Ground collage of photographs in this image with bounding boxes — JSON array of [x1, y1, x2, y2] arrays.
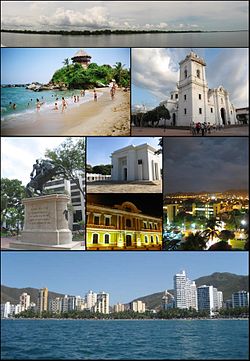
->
[[0, 1, 249, 360]]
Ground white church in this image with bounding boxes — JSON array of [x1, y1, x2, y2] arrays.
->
[[160, 51, 237, 126], [111, 143, 161, 182]]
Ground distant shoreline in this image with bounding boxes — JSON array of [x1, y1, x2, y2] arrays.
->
[[1, 29, 248, 36], [3, 317, 249, 321]]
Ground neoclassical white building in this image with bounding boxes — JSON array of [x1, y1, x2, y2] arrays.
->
[[111, 143, 161, 182], [160, 51, 237, 126]]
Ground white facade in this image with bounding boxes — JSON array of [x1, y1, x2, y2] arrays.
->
[[161, 52, 237, 126], [217, 291, 223, 310], [94, 292, 109, 314], [20, 292, 30, 312], [111, 144, 161, 182], [162, 290, 175, 309], [87, 173, 111, 182], [86, 290, 97, 311], [114, 303, 125, 312], [197, 285, 216, 316], [130, 300, 146, 313], [174, 271, 197, 310], [1, 302, 16, 318]]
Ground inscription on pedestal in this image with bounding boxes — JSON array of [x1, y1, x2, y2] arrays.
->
[[27, 206, 52, 226]]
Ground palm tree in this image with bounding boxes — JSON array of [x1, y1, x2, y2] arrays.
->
[[179, 231, 208, 250], [202, 218, 222, 242], [113, 62, 125, 85], [63, 58, 69, 67]]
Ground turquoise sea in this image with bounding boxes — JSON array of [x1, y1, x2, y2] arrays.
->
[[1, 319, 249, 360], [1, 87, 93, 122]]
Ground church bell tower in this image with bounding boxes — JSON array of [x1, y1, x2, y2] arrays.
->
[[177, 51, 209, 125]]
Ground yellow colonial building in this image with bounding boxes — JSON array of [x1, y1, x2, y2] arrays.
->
[[86, 201, 162, 250]]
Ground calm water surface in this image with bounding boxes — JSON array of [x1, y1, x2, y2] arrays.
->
[[1, 319, 249, 360], [1, 31, 248, 47]]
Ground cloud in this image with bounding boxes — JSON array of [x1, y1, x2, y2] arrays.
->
[[133, 48, 248, 108]]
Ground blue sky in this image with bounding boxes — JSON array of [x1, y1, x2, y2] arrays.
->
[[132, 48, 248, 109], [1, 48, 130, 84], [1, 252, 248, 305], [87, 137, 161, 166], [2, 1, 248, 32]]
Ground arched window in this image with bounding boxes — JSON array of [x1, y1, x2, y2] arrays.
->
[[184, 69, 187, 78], [126, 235, 132, 247], [156, 236, 159, 244], [197, 69, 200, 78], [145, 236, 148, 243], [151, 236, 154, 243], [93, 233, 99, 244], [104, 234, 110, 244]]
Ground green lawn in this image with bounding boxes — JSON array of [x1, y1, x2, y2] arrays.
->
[[230, 239, 246, 250]]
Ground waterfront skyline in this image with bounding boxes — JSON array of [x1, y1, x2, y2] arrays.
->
[[2, 1, 248, 32], [132, 48, 249, 110], [163, 137, 249, 194], [1, 252, 248, 304]]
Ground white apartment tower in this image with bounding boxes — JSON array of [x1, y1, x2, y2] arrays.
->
[[20, 292, 31, 312], [197, 285, 215, 316], [130, 300, 146, 313], [86, 290, 97, 311], [95, 292, 109, 314], [174, 270, 197, 310]]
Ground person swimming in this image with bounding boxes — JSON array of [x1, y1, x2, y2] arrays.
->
[[54, 102, 59, 110], [36, 98, 41, 111], [12, 103, 17, 110]]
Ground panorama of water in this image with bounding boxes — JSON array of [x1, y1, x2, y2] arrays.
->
[[1, 319, 249, 360], [1, 31, 248, 48]]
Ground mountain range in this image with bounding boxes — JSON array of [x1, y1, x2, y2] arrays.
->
[[1, 273, 248, 309]]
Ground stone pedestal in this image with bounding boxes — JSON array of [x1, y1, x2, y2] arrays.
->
[[9, 194, 83, 250]]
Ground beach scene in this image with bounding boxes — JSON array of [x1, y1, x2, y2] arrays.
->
[[1, 48, 130, 136], [1, 1, 248, 47]]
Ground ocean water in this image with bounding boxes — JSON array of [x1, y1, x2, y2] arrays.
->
[[1, 319, 249, 360], [1, 31, 248, 47], [1, 87, 94, 122]]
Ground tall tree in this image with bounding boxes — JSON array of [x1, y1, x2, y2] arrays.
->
[[1, 178, 25, 232], [202, 218, 222, 241], [45, 138, 85, 197]]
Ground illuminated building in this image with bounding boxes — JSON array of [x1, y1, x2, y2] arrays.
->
[[192, 202, 221, 219], [86, 201, 162, 250]]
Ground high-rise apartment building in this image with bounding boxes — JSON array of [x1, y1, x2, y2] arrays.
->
[[94, 292, 109, 314], [232, 291, 249, 308], [20, 292, 31, 312], [174, 270, 197, 310], [37, 288, 49, 313], [197, 285, 216, 315]]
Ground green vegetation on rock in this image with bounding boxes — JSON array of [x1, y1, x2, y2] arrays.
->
[[51, 61, 130, 89]]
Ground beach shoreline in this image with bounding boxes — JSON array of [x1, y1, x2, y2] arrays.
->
[[1, 88, 130, 136]]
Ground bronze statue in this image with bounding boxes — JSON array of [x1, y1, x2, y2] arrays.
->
[[26, 159, 65, 197]]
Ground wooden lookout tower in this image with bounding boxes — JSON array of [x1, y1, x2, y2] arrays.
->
[[71, 49, 92, 69]]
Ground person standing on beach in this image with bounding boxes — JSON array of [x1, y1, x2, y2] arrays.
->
[[36, 98, 41, 112], [62, 97, 68, 112], [94, 89, 97, 101]]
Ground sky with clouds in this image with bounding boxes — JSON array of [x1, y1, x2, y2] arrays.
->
[[1, 1, 248, 32], [132, 48, 249, 110], [163, 137, 249, 194], [1, 137, 83, 186]]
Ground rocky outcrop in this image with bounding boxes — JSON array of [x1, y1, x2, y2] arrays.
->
[[26, 82, 68, 92]]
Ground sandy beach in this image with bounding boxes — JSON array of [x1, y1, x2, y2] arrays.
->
[[1, 88, 131, 136]]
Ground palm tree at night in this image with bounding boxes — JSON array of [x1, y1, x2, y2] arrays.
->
[[202, 218, 222, 242], [179, 231, 208, 250], [208, 229, 234, 251]]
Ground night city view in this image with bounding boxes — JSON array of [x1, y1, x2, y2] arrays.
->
[[163, 137, 249, 251]]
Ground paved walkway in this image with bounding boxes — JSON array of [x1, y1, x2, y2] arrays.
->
[[132, 126, 249, 136]]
